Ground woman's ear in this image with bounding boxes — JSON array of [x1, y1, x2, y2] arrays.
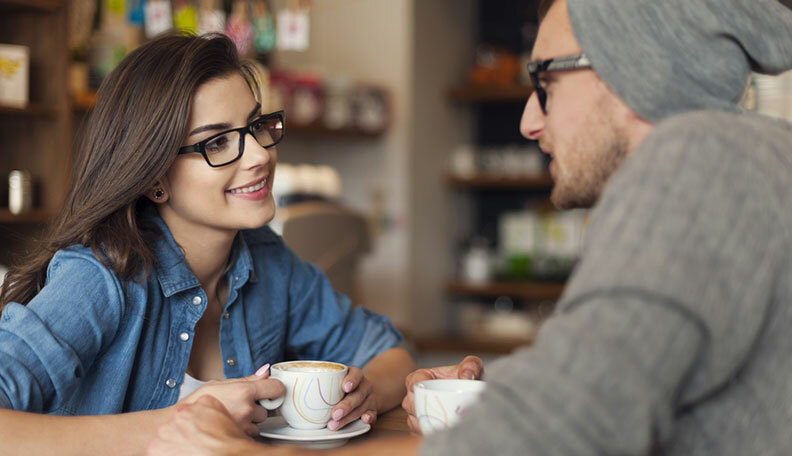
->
[[144, 181, 170, 204]]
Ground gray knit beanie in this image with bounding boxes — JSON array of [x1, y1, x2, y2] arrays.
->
[[566, 0, 792, 123]]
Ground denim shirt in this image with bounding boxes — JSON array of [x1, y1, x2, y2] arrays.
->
[[0, 213, 402, 415]]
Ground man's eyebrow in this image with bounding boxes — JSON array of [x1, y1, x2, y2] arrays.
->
[[187, 103, 262, 137]]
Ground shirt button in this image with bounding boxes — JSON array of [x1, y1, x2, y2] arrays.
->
[[165, 378, 177, 388], [192, 296, 202, 306], [223, 312, 230, 319], [179, 332, 190, 341], [226, 357, 236, 366]]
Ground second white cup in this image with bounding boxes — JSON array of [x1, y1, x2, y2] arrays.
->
[[413, 379, 486, 435], [259, 360, 348, 430]]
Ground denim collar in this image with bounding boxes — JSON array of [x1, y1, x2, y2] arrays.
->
[[145, 207, 257, 297]]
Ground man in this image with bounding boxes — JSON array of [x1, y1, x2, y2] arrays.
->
[[147, 0, 792, 454]]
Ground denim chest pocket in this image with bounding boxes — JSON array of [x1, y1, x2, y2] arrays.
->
[[246, 303, 287, 364]]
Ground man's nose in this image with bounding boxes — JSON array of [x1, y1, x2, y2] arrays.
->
[[520, 92, 544, 140]]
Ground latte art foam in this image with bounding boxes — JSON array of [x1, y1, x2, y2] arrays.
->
[[274, 361, 345, 373]]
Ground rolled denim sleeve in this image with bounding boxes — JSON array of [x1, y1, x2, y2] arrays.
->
[[0, 248, 124, 412], [285, 252, 402, 368]]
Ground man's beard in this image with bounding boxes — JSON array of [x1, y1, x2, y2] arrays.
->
[[551, 105, 630, 210]]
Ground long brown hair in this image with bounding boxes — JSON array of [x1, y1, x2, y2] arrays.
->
[[0, 32, 259, 308]]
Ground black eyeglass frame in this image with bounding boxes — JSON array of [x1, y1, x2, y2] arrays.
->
[[526, 54, 592, 114], [177, 110, 285, 168]]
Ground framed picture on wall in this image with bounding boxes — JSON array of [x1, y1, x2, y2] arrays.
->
[[0, 44, 29, 108]]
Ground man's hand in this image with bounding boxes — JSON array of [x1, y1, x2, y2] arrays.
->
[[180, 366, 285, 436], [147, 395, 256, 456], [327, 367, 378, 431], [401, 356, 484, 434]]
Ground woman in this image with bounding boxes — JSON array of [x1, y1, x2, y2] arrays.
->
[[0, 32, 414, 454]]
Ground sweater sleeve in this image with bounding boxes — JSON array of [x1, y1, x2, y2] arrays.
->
[[421, 112, 784, 455]]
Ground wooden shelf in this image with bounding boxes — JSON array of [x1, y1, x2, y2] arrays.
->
[[72, 91, 97, 112], [0, 0, 61, 12], [0, 103, 58, 118], [445, 279, 565, 301], [73, 91, 385, 138], [447, 173, 553, 190], [0, 209, 53, 223], [411, 333, 531, 355], [447, 85, 534, 103], [288, 123, 386, 139]]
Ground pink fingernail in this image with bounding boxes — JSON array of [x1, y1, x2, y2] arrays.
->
[[327, 420, 339, 430], [333, 409, 344, 420], [344, 382, 353, 392], [255, 364, 270, 376]]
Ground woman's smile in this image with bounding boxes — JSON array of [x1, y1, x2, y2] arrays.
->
[[226, 175, 271, 200]]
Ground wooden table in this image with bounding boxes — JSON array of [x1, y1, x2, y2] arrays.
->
[[363, 407, 410, 440]]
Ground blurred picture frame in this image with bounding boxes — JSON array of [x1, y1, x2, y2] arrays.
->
[[0, 44, 29, 108]]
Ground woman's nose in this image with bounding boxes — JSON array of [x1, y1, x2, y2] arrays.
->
[[240, 131, 273, 169], [520, 92, 544, 140]]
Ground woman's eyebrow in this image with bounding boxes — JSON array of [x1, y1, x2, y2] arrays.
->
[[187, 103, 262, 137], [247, 103, 261, 119]]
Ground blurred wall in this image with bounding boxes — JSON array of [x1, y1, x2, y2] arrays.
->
[[273, 0, 415, 326], [273, 0, 476, 335], [409, 0, 475, 335]]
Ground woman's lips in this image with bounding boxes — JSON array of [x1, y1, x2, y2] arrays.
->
[[226, 176, 270, 200]]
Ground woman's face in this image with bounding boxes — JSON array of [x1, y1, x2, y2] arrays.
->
[[159, 73, 277, 236]]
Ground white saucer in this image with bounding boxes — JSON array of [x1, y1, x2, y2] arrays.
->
[[258, 417, 371, 449]]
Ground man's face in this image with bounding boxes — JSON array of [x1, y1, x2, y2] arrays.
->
[[521, 0, 631, 209]]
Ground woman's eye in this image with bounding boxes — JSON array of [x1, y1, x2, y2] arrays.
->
[[252, 119, 267, 133], [206, 135, 230, 153]]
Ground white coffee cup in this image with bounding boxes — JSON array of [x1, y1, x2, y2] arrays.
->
[[413, 379, 486, 435], [259, 360, 348, 430]]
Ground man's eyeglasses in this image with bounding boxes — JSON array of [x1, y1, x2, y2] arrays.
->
[[178, 110, 285, 167], [526, 54, 592, 114]]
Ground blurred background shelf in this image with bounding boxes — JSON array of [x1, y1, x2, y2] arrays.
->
[[0, 103, 58, 117], [0, 0, 61, 12], [72, 91, 385, 139], [0, 209, 53, 223], [447, 173, 553, 190], [445, 279, 565, 301], [410, 333, 531, 355], [447, 85, 534, 103]]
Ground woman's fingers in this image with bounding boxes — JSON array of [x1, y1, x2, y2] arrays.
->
[[330, 377, 372, 421], [342, 366, 364, 393], [361, 409, 378, 426], [327, 400, 375, 431]]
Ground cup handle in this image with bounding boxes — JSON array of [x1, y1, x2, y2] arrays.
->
[[258, 377, 285, 410]]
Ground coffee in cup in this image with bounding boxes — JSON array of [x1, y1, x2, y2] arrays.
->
[[259, 360, 348, 429], [413, 379, 486, 435]]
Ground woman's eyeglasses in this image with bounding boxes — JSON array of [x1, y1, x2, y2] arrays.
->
[[178, 110, 285, 167], [526, 54, 592, 114]]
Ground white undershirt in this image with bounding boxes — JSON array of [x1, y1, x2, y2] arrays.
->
[[177, 373, 208, 401]]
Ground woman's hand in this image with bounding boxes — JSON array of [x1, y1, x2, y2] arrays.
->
[[179, 366, 284, 436], [326, 367, 378, 431], [401, 355, 484, 434], [147, 395, 257, 456]]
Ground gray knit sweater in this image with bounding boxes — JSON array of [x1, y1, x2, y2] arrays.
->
[[420, 111, 792, 455]]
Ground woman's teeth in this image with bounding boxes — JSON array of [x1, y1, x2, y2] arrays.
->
[[229, 179, 267, 194]]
